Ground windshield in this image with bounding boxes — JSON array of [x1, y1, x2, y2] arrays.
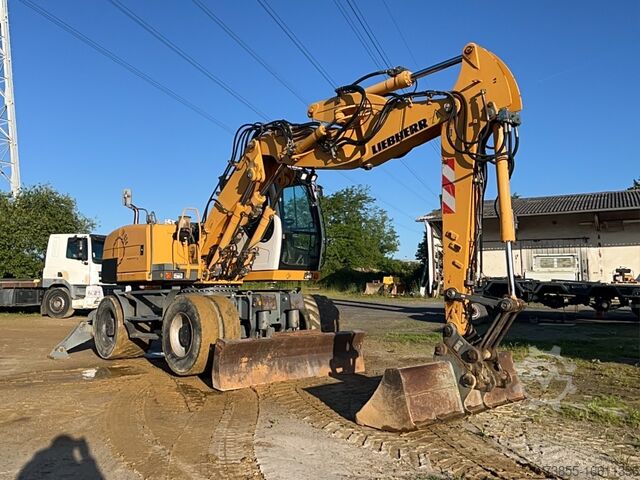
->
[[91, 235, 105, 264]]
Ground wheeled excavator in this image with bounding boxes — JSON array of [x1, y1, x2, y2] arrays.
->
[[52, 43, 525, 431]]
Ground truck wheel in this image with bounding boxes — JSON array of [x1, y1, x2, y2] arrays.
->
[[470, 303, 490, 325], [162, 295, 222, 376], [301, 295, 339, 332], [43, 287, 74, 319], [94, 296, 145, 359]]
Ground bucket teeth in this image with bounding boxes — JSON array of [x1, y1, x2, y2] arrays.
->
[[211, 330, 365, 391]]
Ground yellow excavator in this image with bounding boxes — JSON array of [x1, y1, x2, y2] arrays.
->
[[52, 43, 525, 432]]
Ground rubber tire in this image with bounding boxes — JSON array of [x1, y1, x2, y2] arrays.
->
[[207, 295, 241, 340], [94, 296, 145, 359], [301, 294, 340, 332], [43, 287, 74, 319], [162, 295, 221, 376]]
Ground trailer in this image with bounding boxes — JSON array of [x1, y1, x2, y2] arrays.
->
[[0, 233, 108, 318], [475, 276, 640, 321]]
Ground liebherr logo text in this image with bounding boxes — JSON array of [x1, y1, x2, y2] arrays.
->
[[371, 119, 428, 154]]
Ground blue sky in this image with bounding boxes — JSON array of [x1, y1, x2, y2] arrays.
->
[[8, 0, 640, 259]]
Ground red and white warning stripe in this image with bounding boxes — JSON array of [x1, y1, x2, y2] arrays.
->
[[442, 158, 456, 214]]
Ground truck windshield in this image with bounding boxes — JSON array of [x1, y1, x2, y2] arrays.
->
[[91, 235, 105, 264]]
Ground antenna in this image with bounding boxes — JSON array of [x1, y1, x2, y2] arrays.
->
[[0, 0, 20, 196]]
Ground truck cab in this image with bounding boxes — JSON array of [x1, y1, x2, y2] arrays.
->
[[40, 234, 107, 317]]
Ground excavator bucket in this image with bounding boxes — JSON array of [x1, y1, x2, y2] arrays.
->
[[211, 330, 365, 391], [355, 352, 525, 432]]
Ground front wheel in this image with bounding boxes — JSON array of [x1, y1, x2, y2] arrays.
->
[[42, 287, 74, 319], [94, 296, 145, 359], [161, 295, 224, 376]]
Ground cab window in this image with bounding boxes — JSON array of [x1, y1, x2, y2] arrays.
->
[[278, 185, 321, 270], [91, 235, 105, 264], [66, 237, 88, 261]]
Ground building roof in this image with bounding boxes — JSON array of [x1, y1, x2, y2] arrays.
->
[[418, 190, 640, 221]]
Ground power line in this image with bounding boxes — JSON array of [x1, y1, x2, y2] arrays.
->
[[108, 0, 269, 120], [380, 0, 418, 67], [191, 0, 309, 107], [332, 0, 384, 71], [344, 0, 391, 68], [256, 0, 336, 88], [18, 0, 234, 134], [381, 165, 435, 205], [341, 1, 443, 196], [336, 171, 422, 233], [399, 159, 441, 201]]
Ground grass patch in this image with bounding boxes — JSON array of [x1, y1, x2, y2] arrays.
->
[[559, 396, 640, 428], [501, 341, 531, 361], [383, 332, 442, 344], [0, 310, 40, 317], [504, 335, 639, 363]]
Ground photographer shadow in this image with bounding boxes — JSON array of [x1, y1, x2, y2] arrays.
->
[[17, 435, 104, 480]]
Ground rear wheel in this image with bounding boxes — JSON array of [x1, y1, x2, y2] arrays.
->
[[43, 287, 74, 319], [301, 294, 339, 332], [94, 296, 145, 359], [162, 295, 240, 376]]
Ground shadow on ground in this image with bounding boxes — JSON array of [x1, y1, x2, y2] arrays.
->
[[17, 435, 104, 480], [332, 298, 445, 324], [304, 374, 382, 422]]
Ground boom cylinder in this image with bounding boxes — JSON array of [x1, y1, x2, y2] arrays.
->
[[493, 125, 517, 297], [493, 125, 516, 242]]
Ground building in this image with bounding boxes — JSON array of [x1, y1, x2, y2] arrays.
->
[[419, 190, 640, 282]]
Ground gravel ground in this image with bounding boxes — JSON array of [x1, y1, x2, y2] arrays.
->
[[0, 299, 638, 479]]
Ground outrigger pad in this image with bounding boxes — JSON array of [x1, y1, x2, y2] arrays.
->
[[355, 361, 465, 432], [211, 330, 365, 391], [48, 320, 94, 360]]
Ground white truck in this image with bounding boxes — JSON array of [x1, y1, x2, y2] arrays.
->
[[0, 233, 108, 318]]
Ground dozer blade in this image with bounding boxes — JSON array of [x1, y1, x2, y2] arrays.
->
[[355, 352, 525, 432], [211, 330, 365, 391]]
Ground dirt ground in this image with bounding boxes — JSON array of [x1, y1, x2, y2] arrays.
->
[[0, 299, 639, 480]]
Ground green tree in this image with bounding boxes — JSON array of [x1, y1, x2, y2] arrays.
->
[[0, 185, 95, 278], [319, 185, 398, 275], [628, 179, 640, 190], [415, 229, 429, 265]]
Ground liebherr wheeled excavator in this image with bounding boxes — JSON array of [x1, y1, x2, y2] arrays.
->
[[53, 43, 525, 431]]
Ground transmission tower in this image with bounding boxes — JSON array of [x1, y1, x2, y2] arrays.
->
[[0, 0, 19, 196]]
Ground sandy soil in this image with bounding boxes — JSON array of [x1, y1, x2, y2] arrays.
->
[[0, 300, 638, 479]]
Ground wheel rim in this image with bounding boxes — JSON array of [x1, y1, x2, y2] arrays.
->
[[169, 312, 193, 358], [98, 310, 116, 343], [49, 293, 66, 314]]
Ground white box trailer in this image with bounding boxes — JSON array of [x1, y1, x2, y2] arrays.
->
[[0, 233, 108, 318]]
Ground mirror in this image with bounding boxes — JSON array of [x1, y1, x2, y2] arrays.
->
[[122, 188, 132, 208]]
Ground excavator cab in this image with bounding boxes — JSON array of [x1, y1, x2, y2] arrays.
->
[[250, 175, 325, 275]]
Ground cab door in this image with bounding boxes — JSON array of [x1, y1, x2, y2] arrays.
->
[[277, 184, 323, 271]]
